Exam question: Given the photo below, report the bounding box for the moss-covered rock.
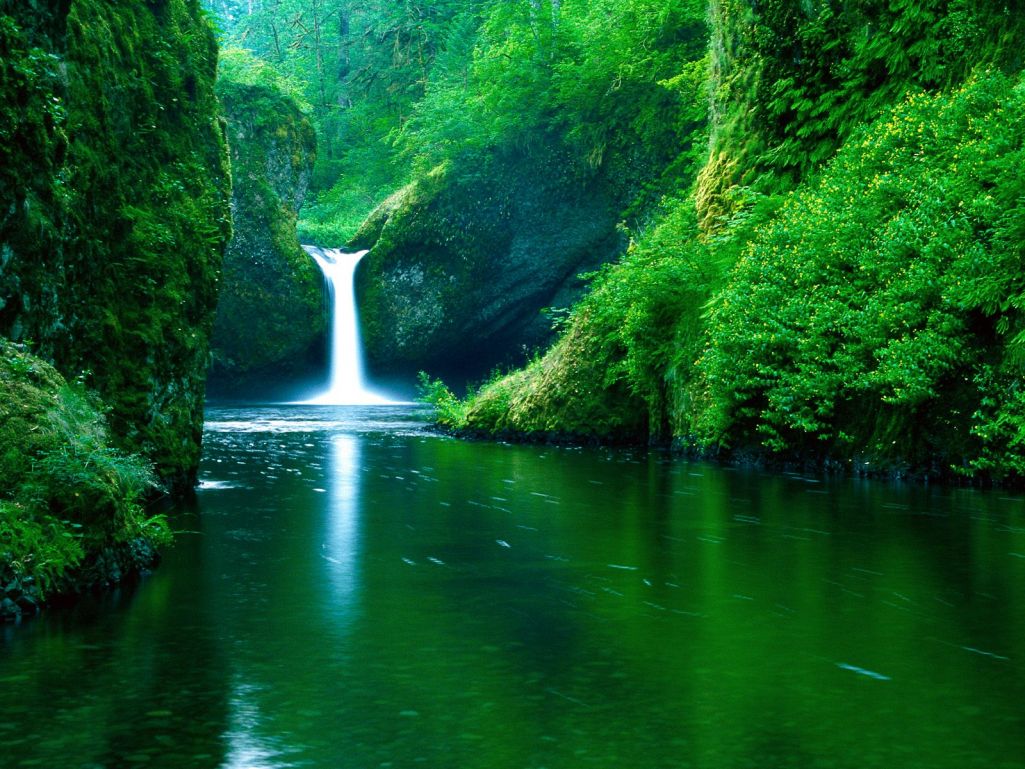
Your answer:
[208,75,322,394]
[0,0,232,491]
[351,144,622,378]
[0,339,167,621]
[463,304,647,441]
[451,48,1025,483]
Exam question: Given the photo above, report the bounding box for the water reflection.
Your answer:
[322,433,362,622]
[217,421,368,768]
[224,681,292,769]
[0,502,231,768]
[1,406,1024,769]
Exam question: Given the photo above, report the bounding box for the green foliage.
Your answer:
[218,46,310,109]
[416,371,467,429]
[697,71,1025,474]
[587,203,719,435]
[209,0,481,243]
[0,501,84,597]
[208,0,709,241]
[395,0,709,215]
[0,341,168,597]
[968,366,1025,479]
[698,0,1025,229]
[1,0,233,489]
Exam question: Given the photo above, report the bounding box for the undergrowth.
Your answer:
[0,341,169,597]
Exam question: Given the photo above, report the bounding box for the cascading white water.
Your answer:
[302,246,391,405]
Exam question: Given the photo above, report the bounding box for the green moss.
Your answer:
[0,0,232,490]
[209,70,322,389]
[463,305,647,440]
[0,340,168,598]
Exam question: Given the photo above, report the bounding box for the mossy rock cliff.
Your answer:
[351,145,622,379]
[0,0,232,491]
[449,2,1025,483]
[209,75,322,396]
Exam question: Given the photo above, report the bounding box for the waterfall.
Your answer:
[302,246,391,405]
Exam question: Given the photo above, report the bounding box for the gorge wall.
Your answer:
[208,74,322,398]
[350,145,622,380]
[0,0,231,490]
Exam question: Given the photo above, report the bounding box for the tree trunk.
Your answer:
[313,0,326,107]
[270,19,282,61]
[528,0,542,49]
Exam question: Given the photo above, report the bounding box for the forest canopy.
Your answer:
[206,0,709,241]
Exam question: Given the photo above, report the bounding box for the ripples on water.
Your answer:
[204,404,425,435]
[1,404,1024,769]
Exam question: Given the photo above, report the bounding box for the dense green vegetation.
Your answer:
[1,0,231,490]
[0,340,168,613]
[209,55,324,391]
[205,0,710,374]
[209,0,708,238]
[695,0,1025,227]
[40,0,1014,485]
[700,73,1025,475]
[410,1,1025,482]
[2,0,230,612]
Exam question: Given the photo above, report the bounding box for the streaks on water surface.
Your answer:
[193,404,1025,768]
[836,663,892,681]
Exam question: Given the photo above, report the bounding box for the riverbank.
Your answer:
[1,538,160,623]
[436,421,1019,490]
[0,341,170,623]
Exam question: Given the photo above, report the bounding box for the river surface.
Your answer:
[2,405,1024,769]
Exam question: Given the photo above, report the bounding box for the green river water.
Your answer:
[1,404,1023,768]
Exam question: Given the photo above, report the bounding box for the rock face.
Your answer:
[0,0,232,490]
[351,147,622,379]
[208,77,322,397]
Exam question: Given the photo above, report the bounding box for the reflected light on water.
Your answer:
[224,681,294,769]
[224,432,365,769]
[323,433,362,623]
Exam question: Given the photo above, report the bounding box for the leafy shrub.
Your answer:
[697,71,1025,474]
[417,371,468,429]
[0,341,168,596]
